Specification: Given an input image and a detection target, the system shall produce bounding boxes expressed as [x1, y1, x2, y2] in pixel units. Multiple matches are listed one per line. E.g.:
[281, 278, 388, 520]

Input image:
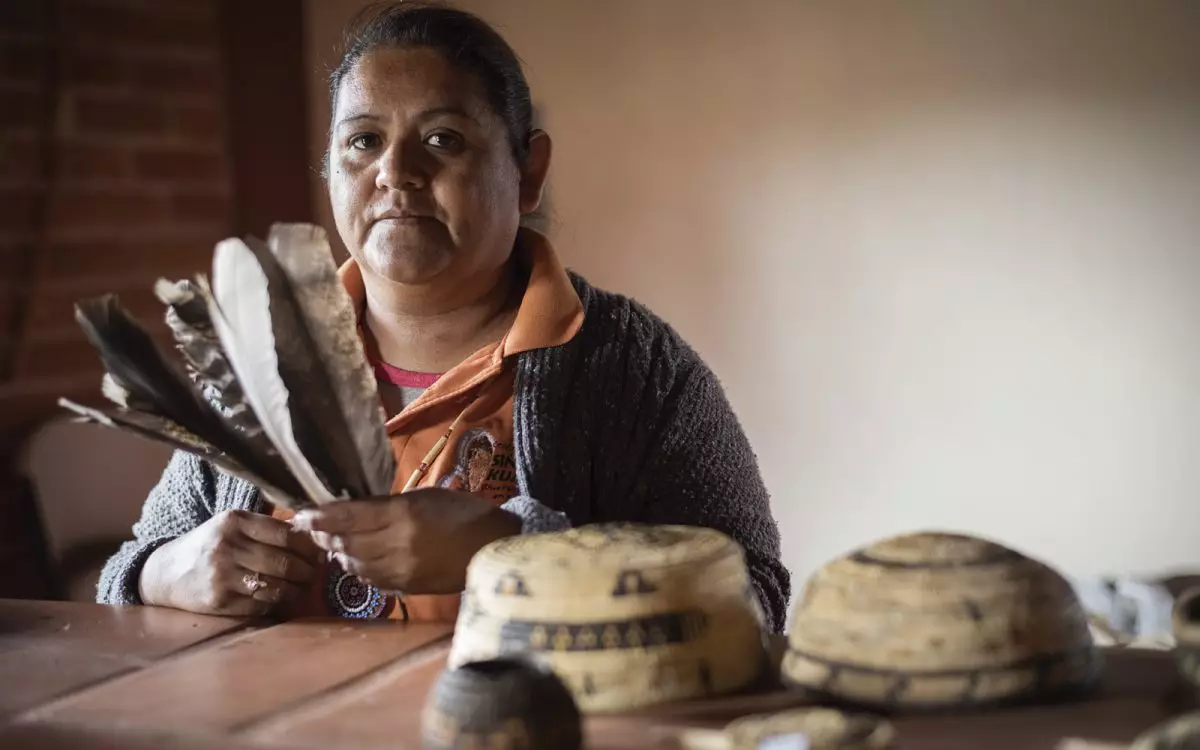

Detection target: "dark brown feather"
[72, 295, 307, 501]
[268, 223, 397, 497]
[57, 398, 311, 509]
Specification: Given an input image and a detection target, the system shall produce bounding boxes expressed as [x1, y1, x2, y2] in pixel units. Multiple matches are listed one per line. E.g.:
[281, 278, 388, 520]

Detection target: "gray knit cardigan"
[97, 273, 792, 631]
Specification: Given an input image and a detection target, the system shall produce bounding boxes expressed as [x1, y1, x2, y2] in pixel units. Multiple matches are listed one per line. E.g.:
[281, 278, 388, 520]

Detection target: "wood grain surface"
[3, 600, 1193, 750]
[0, 599, 252, 718]
[19, 618, 453, 734]
[592, 649, 1189, 750]
[0, 723, 265, 750]
[241, 641, 451, 748]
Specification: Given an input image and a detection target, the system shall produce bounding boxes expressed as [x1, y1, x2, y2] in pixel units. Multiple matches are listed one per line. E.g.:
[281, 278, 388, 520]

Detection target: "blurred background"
[1, 0, 1198, 614]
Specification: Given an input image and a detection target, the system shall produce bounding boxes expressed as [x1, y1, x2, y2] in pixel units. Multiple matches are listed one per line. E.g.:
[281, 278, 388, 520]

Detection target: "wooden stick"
[400, 403, 473, 492]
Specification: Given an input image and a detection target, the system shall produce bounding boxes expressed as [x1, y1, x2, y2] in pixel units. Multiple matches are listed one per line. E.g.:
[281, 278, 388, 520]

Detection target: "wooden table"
[0, 598, 1193, 749]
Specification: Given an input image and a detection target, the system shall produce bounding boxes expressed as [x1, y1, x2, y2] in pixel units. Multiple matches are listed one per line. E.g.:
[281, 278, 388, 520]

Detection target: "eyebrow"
[334, 106, 479, 130]
[335, 113, 382, 129]
[420, 105, 477, 123]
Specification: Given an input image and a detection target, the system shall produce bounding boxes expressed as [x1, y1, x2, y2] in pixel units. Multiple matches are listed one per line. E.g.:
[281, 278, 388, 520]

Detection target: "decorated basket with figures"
[447, 523, 770, 713]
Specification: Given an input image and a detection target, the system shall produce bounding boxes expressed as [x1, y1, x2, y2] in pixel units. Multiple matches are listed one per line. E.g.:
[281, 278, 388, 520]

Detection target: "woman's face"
[327, 47, 535, 285]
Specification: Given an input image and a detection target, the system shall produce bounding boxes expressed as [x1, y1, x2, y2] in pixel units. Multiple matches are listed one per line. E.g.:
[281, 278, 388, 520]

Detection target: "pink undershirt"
[372, 360, 443, 388]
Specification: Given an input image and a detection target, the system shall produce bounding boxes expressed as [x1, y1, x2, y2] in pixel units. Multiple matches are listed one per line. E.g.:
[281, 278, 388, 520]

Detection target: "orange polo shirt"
[272, 228, 583, 622]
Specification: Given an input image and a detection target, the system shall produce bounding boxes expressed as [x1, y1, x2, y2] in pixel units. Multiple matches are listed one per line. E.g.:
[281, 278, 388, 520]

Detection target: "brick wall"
[1, 0, 232, 436]
[1, 0, 309, 597]
[0, 0, 311, 599]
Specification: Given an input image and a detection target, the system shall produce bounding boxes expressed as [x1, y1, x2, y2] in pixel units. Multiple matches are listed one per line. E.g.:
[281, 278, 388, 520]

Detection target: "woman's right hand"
[138, 509, 317, 616]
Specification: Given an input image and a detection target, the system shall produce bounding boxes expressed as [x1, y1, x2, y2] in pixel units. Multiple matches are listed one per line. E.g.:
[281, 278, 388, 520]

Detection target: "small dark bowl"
[421, 656, 583, 750]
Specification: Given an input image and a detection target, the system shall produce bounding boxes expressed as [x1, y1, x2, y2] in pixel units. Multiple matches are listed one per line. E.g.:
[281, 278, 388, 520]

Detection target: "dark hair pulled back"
[328, 1, 534, 166]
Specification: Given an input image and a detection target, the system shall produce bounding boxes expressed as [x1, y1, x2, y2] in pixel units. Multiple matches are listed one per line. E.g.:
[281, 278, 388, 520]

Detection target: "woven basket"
[448, 523, 769, 713]
[781, 531, 1100, 710]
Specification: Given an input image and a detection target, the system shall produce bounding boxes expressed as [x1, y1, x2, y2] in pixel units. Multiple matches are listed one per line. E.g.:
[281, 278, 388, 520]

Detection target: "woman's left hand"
[291, 488, 520, 595]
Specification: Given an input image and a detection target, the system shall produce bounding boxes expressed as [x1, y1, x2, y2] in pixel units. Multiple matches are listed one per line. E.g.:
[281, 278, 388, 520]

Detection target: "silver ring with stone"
[243, 571, 266, 593]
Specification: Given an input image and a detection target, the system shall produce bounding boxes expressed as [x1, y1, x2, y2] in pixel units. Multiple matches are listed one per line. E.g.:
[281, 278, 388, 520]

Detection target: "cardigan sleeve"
[96, 451, 220, 606]
[633, 360, 792, 633]
[501, 495, 573, 534]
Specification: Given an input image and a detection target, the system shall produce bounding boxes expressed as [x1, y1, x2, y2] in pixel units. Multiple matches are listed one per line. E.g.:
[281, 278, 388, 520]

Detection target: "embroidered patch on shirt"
[438, 426, 518, 504]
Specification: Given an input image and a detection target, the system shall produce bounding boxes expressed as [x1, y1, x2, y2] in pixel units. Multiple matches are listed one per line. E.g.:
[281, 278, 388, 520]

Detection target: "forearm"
[97, 535, 177, 606]
[96, 451, 218, 606]
[136, 540, 179, 608]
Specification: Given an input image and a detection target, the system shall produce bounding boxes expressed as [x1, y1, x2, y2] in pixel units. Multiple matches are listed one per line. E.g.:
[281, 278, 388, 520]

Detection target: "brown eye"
[424, 132, 463, 150]
[349, 133, 380, 151]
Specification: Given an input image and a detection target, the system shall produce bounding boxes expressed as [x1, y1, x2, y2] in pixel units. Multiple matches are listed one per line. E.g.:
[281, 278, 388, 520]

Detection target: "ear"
[518, 129, 552, 215]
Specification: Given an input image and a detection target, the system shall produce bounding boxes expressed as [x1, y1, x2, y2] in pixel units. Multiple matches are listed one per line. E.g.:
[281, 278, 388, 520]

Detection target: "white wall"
[305, 0, 1200, 594]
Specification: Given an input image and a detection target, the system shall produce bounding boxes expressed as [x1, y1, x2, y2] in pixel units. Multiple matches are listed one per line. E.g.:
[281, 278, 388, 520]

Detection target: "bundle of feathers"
[58, 223, 397, 510]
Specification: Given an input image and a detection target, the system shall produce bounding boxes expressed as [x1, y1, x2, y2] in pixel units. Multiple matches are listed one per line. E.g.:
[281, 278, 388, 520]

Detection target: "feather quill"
[267, 222, 396, 497]
[72, 294, 307, 503]
[208, 238, 338, 504]
[57, 398, 309, 508]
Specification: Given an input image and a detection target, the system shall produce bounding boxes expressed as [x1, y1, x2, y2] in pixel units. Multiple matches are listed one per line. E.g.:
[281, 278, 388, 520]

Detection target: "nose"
[376, 139, 427, 192]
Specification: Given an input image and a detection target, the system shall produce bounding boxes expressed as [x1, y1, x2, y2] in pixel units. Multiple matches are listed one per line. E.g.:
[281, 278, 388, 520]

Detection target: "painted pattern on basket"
[497, 611, 709, 652]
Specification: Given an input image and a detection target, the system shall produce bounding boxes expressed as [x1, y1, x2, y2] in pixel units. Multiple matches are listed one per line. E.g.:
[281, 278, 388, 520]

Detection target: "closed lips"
[375, 209, 434, 223]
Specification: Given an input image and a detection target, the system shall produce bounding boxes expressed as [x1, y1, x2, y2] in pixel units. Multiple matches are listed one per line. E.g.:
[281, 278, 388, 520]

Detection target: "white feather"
[207, 238, 335, 504]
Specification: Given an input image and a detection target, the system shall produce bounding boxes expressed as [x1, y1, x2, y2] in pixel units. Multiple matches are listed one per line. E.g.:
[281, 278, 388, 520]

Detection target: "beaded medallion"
[324, 560, 388, 619]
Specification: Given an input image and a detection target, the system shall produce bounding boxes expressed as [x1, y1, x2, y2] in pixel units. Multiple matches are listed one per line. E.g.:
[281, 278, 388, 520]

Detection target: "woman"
[98, 1, 791, 631]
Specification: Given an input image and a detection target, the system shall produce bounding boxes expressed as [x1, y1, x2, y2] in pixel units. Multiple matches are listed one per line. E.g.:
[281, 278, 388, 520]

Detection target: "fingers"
[233, 510, 299, 550]
[203, 571, 274, 618]
[285, 525, 324, 562]
[311, 527, 398, 563]
[232, 539, 316, 583]
[217, 591, 275, 617]
[218, 599, 271, 617]
[235, 568, 301, 605]
[332, 552, 381, 583]
[310, 531, 341, 553]
[291, 498, 397, 534]
[225, 509, 317, 563]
